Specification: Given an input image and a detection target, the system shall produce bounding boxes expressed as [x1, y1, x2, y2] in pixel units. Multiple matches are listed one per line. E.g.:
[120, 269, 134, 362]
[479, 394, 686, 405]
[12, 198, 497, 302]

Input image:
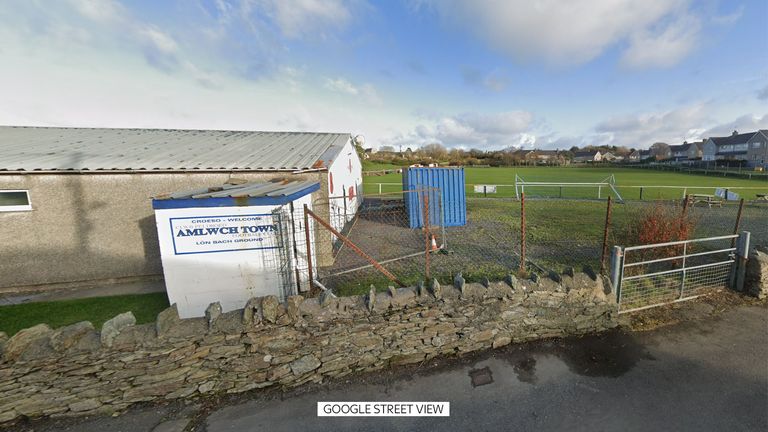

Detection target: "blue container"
[402, 167, 466, 228]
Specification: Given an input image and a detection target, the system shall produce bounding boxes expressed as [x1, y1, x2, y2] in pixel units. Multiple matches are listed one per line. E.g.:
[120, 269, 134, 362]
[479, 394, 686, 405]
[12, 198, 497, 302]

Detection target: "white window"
[753, 142, 762, 149]
[0, 190, 32, 212]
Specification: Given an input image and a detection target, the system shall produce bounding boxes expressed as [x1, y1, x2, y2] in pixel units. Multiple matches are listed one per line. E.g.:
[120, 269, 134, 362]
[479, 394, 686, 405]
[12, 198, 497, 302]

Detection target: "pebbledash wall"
[0, 274, 617, 424]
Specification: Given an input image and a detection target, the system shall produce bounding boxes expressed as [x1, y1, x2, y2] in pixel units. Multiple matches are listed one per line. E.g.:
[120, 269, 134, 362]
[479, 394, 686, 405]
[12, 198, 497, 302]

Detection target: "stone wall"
[745, 247, 768, 299]
[0, 274, 616, 424]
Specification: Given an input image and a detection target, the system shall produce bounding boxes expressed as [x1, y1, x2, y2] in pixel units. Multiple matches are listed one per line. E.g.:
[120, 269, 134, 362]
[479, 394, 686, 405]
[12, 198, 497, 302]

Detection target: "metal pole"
[600, 196, 613, 274]
[343, 188, 347, 223]
[423, 191, 431, 280]
[734, 231, 751, 292]
[303, 204, 314, 291]
[679, 242, 687, 299]
[598, 185, 602, 199]
[520, 192, 526, 273]
[731, 198, 745, 248]
[378, 183, 382, 194]
[305, 207, 406, 287]
[640, 187, 644, 200]
[610, 246, 623, 303]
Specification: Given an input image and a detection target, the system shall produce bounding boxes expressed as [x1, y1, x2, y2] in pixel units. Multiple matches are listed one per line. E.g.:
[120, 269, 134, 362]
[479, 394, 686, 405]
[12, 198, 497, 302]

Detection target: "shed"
[152, 179, 319, 318]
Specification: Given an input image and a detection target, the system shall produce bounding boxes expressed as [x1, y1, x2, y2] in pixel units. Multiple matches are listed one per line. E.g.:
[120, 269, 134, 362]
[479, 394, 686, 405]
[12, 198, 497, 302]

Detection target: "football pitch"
[363, 166, 768, 200]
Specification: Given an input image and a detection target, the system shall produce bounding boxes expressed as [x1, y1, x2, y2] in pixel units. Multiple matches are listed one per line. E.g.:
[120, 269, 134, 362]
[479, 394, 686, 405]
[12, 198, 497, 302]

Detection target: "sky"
[0, 0, 766, 151]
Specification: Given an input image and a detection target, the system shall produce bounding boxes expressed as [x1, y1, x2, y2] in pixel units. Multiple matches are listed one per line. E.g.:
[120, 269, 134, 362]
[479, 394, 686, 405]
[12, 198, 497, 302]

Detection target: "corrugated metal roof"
[0, 126, 351, 172]
[154, 179, 319, 200]
[152, 179, 321, 209]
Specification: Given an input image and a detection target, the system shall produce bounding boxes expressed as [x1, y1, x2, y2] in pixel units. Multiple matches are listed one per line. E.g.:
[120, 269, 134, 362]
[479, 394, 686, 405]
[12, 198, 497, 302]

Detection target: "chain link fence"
[292, 190, 767, 297]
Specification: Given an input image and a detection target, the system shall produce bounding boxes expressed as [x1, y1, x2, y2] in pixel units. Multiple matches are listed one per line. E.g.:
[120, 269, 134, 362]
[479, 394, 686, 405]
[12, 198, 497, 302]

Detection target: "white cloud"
[324, 77, 382, 105]
[243, 0, 355, 39]
[383, 111, 534, 149]
[621, 14, 701, 69]
[592, 104, 709, 147]
[68, 0, 124, 23]
[422, 0, 700, 68]
[544, 107, 768, 150]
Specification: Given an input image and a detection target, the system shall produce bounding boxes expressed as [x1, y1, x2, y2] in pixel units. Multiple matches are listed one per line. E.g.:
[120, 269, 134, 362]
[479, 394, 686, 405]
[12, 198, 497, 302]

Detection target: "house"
[669, 143, 688, 161]
[746, 130, 768, 169]
[668, 141, 703, 163]
[573, 150, 602, 163]
[686, 141, 703, 161]
[628, 150, 642, 162]
[702, 131, 755, 162]
[602, 152, 619, 162]
[0, 126, 363, 291]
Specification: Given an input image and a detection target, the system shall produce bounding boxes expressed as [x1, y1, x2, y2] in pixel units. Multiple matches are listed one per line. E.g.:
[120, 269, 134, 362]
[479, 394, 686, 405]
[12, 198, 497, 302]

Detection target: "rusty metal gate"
[611, 232, 751, 313]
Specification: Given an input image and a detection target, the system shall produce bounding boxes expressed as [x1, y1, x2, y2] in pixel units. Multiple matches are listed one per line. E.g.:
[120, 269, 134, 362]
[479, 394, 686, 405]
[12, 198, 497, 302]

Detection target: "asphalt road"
[18, 304, 768, 432]
[206, 305, 767, 432]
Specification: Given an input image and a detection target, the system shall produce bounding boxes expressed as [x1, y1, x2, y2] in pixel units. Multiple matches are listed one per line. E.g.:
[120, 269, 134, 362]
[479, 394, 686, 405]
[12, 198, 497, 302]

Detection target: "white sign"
[714, 188, 739, 201]
[474, 184, 497, 193]
[317, 402, 450, 417]
[169, 213, 279, 255]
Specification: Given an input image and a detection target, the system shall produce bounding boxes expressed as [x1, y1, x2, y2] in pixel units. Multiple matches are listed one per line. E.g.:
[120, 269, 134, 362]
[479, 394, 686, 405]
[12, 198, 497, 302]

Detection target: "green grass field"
[0, 293, 169, 336]
[363, 166, 768, 200]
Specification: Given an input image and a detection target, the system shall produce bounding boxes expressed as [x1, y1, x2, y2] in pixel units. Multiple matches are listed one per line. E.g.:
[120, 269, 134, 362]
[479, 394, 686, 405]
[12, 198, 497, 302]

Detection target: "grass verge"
[0, 293, 169, 336]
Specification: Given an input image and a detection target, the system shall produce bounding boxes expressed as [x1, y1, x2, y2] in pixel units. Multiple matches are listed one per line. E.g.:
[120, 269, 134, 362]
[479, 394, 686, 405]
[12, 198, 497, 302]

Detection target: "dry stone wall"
[0, 273, 616, 424]
[746, 247, 768, 299]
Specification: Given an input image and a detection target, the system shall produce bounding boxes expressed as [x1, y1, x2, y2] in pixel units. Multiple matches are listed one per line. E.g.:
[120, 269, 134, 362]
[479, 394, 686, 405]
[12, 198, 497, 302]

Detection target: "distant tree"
[650, 142, 670, 160]
[421, 143, 449, 160]
[379, 145, 396, 153]
[569, 146, 580, 153]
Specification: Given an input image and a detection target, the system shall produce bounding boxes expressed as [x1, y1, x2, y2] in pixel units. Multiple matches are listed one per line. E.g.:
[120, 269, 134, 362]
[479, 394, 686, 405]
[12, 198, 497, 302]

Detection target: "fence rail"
[614, 232, 750, 313]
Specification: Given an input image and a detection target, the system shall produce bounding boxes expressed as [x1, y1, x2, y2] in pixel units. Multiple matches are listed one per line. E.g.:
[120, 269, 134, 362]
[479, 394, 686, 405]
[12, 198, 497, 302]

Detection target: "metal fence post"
[423, 191, 431, 280]
[303, 204, 314, 291]
[610, 246, 623, 303]
[600, 196, 613, 274]
[734, 231, 750, 292]
[520, 192, 526, 273]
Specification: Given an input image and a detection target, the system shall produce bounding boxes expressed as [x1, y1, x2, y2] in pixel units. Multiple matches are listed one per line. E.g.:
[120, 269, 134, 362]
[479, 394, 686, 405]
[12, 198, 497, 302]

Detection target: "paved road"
[206, 305, 767, 432]
[21, 304, 768, 432]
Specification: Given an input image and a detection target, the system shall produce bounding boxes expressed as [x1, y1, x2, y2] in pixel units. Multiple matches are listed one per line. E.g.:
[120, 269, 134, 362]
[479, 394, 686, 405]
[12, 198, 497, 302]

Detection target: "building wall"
[0, 172, 325, 291]
[702, 139, 717, 161]
[746, 133, 768, 168]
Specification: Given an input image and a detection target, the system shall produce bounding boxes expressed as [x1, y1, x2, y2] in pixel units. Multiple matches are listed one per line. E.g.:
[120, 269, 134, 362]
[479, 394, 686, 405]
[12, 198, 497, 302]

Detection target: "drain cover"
[468, 366, 494, 387]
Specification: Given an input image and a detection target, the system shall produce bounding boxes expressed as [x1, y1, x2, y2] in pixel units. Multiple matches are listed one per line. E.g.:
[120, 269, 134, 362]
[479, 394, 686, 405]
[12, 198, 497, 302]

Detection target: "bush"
[620, 201, 697, 264]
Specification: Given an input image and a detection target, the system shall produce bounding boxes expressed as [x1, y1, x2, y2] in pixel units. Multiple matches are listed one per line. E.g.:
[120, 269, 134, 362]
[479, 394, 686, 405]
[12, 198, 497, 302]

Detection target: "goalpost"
[514, 174, 624, 203]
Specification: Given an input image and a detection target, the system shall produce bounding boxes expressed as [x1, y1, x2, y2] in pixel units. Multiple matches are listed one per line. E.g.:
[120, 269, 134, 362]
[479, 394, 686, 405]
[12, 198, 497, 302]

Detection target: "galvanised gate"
[611, 232, 751, 313]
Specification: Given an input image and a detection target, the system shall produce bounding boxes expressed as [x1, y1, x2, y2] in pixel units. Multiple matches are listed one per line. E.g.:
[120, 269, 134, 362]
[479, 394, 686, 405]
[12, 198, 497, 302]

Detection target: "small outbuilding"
[152, 179, 319, 318]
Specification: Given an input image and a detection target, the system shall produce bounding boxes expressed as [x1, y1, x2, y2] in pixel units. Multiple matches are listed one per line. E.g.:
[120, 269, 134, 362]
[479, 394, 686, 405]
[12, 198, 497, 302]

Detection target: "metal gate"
[612, 232, 751, 313]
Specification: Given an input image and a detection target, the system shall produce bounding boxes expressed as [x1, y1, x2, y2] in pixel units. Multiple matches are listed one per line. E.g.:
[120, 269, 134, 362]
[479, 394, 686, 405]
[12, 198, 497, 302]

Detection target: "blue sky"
[0, 0, 766, 150]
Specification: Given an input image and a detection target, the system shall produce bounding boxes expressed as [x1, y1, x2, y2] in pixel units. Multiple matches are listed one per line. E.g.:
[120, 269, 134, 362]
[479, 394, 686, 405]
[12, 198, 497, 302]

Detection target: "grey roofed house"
[0, 126, 351, 172]
[702, 130, 757, 161]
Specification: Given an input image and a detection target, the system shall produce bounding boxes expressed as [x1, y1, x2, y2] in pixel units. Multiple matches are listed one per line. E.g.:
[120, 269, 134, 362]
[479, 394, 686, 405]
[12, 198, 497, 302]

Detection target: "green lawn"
[0, 293, 169, 336]
[364, 166, 768, 199]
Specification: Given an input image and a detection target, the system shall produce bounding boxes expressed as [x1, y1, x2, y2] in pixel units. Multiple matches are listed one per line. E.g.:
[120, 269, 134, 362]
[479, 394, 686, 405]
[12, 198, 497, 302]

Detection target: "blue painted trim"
[152, 182, 320, 209]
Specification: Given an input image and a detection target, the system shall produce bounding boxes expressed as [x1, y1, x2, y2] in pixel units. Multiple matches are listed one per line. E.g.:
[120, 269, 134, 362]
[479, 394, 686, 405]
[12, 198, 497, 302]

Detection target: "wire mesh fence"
[297, 189, 444, 296]
[290, 189, 766, 298]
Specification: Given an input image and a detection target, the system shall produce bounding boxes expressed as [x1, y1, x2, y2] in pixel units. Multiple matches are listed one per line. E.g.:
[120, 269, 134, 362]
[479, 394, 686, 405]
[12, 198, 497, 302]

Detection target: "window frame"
[0, 190, 32, 212]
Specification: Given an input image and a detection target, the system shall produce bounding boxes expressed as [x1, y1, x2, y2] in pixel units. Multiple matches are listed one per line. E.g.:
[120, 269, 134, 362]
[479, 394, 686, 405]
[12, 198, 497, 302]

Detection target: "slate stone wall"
[0, 274, 616, 424]
[746, 247, 768, 299]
